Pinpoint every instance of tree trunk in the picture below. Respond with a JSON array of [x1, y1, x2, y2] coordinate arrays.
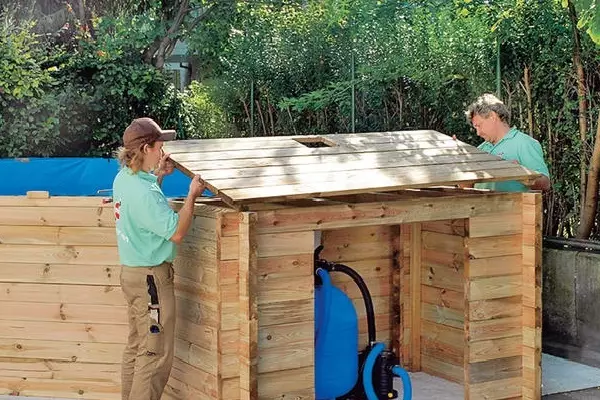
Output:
[[523, 65, 534, 136], [569, 0, 590, 225], [577, 110, 600, 239]]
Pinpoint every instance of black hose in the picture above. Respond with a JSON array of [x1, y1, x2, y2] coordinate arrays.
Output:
[[316, 259, 377, 345]]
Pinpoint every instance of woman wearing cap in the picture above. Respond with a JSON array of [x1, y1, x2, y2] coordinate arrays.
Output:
[[112, 117, 205, 400]]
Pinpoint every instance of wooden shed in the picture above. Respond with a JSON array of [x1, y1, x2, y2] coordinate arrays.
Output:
[[161, 130, 543, 400]]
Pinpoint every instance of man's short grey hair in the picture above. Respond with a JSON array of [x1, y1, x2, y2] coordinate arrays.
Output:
[[465, 93, 510, 124]]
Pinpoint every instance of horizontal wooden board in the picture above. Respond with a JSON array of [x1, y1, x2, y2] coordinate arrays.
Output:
[[468, 376, 522, 399], [0, 283, 125, 305], [0, 263, 120, 285], [421, 354, 464, 384], [468, 356, 522, 384], [468, 235, 522, 259], [468, 255, 522, 278], [469, 296, 522, 322], [0, 196, 108, 207], [421, 286, 463, 311], [0, 244, 120, 265], [421, 219, 466, 236], [0, 206, 115, 227], [0, 320, 127, 344], [0, 302, 127, 325], [0, 376, 120, 400], [469, 316, 522, 342], [255, 192, 521, 233], [422, 302, 463, 329], [258, 366, 314, 399], [0, 226, 116, 246], [469, 275, 522, 301], [0, 358, 120, 382], [469, 213, 522, 238], [469, 336, 522, 363], [0, 339, 124, 364], [169, 360, 218, 398], [258, 299, 313, 327]]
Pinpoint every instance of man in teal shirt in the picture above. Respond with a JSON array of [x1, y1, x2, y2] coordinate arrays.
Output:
[[113, 117, 205, 400], [465, 93, 551, 192]]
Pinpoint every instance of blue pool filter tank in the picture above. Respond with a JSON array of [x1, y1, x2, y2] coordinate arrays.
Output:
[[315, 268, 359, 399], [314, 244, 413, 400]]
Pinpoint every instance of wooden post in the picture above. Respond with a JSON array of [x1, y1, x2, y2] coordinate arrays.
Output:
[[410, 223, 422, 371], [239, 212, 258, 400], [522, 193, 542, 400]]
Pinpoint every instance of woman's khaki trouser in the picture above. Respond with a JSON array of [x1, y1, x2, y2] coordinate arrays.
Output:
[[120, 262, 175, 400]]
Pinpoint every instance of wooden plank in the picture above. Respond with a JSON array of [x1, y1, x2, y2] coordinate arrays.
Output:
[[469, 317, 522, 342], [169, 136, 483, 163], [411, 223, 422, 370], [0, 339, 124, 364], [221, 164, 537, 203], [239, 212, 258, 400], [468, 377, 522, 399], [400, 224, 411, 368], [0, 206, 115, 227], [219, 212, 240, 237], [422, 302, 463, 329], [164, 375, 214, 400], [0, 359, 120, 382], [0, 302, 127, 325], [0, 263, 120, 285], [169, 360, 218, 398], [469, 275, 522, 301], [256, 231, 315, 258], [422, 261, 463, 293], [422, 231, 464, 254], [257, 254, 315, 280], [469, 213, 522, 238], [258, 299, 313, 327], [255, 193, 521, 234], [175, 319, 219, 353], [0, 226, 116, 246], [468, 255, 522, 278], [468, 235, 522, 259], [257, 274, 314, 305], [0, 244, 120, 265], [195, 150, 500, 181], [421, 219, 466, 236], [0, 196, 107, 207], [219, 235, 239, 260], [421, 286, 463, 312], [468, 356, 522, 384], [469, 336, 522, 363], [421, 354, 463, 383], [469, 296, 522, 322], [0, 283, 125, 305], [0, 320, 126, 344], [257, 366, 314, 400], [522, 192, 542, 400], [164, 130, 470, 153], [0, 376, 120, 400], [258, 322, 313, 374], [421, 321, 464, 365]]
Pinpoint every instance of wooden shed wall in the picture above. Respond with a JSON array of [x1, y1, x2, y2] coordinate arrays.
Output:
[[320, 225, 400, 349], [0, 195, 125, 399]]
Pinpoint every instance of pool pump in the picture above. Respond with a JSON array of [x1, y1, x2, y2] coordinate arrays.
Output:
[[314, 245, 412, 400]]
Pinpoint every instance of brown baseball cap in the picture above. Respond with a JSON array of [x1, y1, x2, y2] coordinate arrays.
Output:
[[123, 117, 176, 149]]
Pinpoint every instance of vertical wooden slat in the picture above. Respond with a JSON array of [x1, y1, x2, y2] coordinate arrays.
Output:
[[400, 224, 412, 368], [239, 212, 258, 400], [410, 222, 422, 371], [391, 225, 402, 358], [522, 193, 542, 400]]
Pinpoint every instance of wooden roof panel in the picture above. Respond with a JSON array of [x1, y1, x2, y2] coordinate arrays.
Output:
[[164, 130, 540, 206]]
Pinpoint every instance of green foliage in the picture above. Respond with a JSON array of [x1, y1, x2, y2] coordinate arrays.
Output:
[[179, 80, 234, 139], [0, 12, 184, 158], [567, 0, 600, 44]]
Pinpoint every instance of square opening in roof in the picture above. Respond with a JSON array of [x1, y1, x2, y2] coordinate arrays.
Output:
[[294, 137, 337, 148]]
